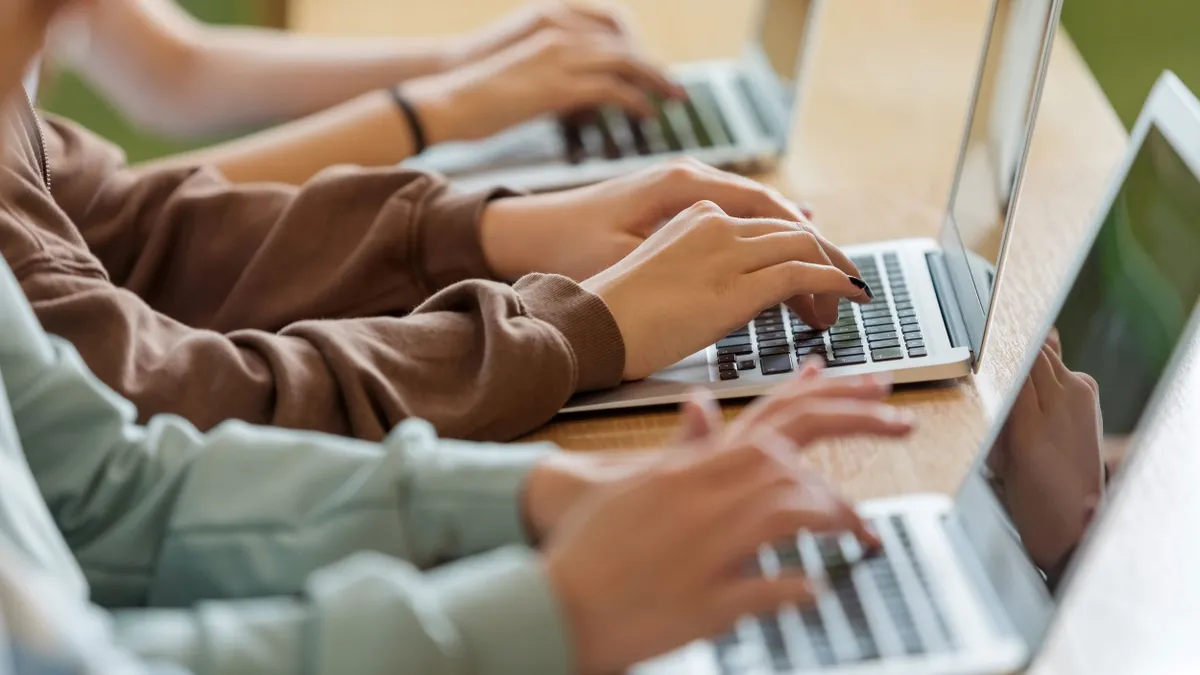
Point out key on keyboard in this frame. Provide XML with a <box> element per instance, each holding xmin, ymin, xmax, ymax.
<box><xmin>710</xmin><ymin>517</ymin><xmax>958</xmax><ymax>670</ymax></box>
<box><xmin>559</xmin><ymin>80</ymin><xmax>736</xmax><ymax>164</ymax></box>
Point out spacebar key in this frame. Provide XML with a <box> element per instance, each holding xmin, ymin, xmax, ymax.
<box><xmin>760</xmin><ymin>353</ymin><xmax>794</xmax><ymax>376</ymax></box>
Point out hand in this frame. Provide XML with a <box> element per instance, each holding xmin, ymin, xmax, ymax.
<box><xmin>542</xmin><ymin>427</ymin><xmax>897</xmax><ymax>674</ymax></box>
<box><xmin>584</xmin><ymin>200</ymin><xmax>867</xmax><ymax>380</ymax></box>
<box><xmin>450</xmin><ymin>1</ymin><xmax>639</xmax><ymax>66</ymax></box>
<box><xmin>522</xmin><ymin>362</ymin><xmax>912</xmax><ymax>542</ymax></box>
<box><xmin>481</xmin><ymin>159</ymin><xmax>832</xmax><ymax>282</ymax></box>
<box><xmin>408</xmin><ymin>26</ymin><xmax>682</xmax><ymax>145</ymax></box>
<box><xmin>988</xmin><ymin>343</ymin><xmax>1105</xmax><ymax>571</ymax></box>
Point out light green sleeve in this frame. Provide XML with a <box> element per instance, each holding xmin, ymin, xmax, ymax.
<box><xmin>0</xmin><ymin>261</ymin><xmax>573</xmax><ymax>675</ymax></box>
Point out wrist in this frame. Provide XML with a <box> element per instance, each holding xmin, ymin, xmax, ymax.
<box><xmin>480</xmin><ymin>197</ymin><xmax>539</xmax><ymax>281</ymax></box>
<box><xmin>404</xmin><ymin>75</ymin><xmax>468</xmax><ymax>146</ymax></box>
<box><xmin>524</xmin><ymin>454</ymin><xmax>591</xmax><ymax>542</ymax></box>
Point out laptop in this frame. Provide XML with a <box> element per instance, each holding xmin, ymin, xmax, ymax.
<box><xmin>564</xmin><ymin>0</ymin><xmax>1061</xmax><ymax>413</ymax></box>
<box><xmin>404</xmin><ymin>0</ymin><xmax>825</xmax><ymax>192</ymax></box>
<box><xmin>634</xmin><ymin>69</ymin><xmax>1200</xmax><ymax>675</ymax></box>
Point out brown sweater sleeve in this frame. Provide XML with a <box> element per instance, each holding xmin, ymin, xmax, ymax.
<box><xmin>42</xmin><ymin>115</ymin><xmax>504</xmax><ymax>331</ymax></box>
<box><xmin>0</xmin><ymin>109</ymin><xmax>625</xmax><ymax>442</ymax></box>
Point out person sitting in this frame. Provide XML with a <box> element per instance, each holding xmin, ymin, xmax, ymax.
<box><xmin>46</xmin><ymin>0</ymin><xmax>685</xmax><ymax>184</ymax></box>
<box><xmin>7</xmin><ymin>2</ymin><xmax>870</xmax><ymax>444</ymax></box>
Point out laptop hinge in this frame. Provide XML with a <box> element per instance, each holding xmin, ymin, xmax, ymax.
<box><xmin>925</xmin><ymin>252</ymin><xmax>971</xmax><ymax>353</ymax></box>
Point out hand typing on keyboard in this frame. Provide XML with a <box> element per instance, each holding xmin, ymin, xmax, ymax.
<box><xmin>534</xmin><ymin>363</ymin><xmax>913</xmax><ymax>674</ymax></box>
<box><xmin>481</xmin><ymin>158</ymin><xmax>837</xmax><ymax>281</ymax></box>
<box><xmin>506</xmin><ymin>165</ymin><xmax>864</xmax><ymax>381</ymax></box>
<box><xmin>406</xmin><ymin>21</ymin><xmax>684</xmax><ymax>146</ymax></box>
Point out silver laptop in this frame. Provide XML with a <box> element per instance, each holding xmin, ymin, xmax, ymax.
<box><xmin>635</xmin><ymin>70</ymin><xmax>1200</xmax><ymax>675</ymax></box>
<box><xmin>405</xmin><ymin>0</ymin><xmax>824</xmax><ymax>192</ymax></box>
<box><xmin>564</xmin><ymin>0</ymin><xmax>1060</xmax><ymax>413</ymax></box>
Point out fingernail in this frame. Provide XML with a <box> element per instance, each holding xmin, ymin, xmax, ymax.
<box><xmin>799</xmin><ymin>207</ymin><xmax>814</xmax><ymax>220</ymax></box>
<box><xmin>848</xmin><ymin>276</ymin><xmax>874</xmax><ymax>301</ymax></box>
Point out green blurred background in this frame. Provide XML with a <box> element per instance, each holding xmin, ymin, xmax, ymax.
<box><xmin>39</xmin><ymin>0</ymin><xmax>1200</xmax><ymax>162</ymax></box>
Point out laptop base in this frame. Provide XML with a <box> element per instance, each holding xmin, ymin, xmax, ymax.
<box><xmin>562</xmin><ymin>239</ymin><xmax>972</xmax><ymax>414</ymax></box>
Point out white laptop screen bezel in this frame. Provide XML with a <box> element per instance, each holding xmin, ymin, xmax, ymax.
<box><xmin>937</xmin><ymin>0</ymin><xmax>1062</xmax><ymax>367</ymax></box>
<box><xmin>952</xmin><ymin>71</ymin><xmax>1200</xmax><ymax>651</ymax></box>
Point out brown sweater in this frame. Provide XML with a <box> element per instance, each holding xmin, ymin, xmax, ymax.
<box><xmin>0</xmin><ymin>99</ymin><xmax>624</xmax><ymax>442</ymax></box>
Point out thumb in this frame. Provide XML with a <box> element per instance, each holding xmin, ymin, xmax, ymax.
<box><xmin>674</xmin><ymin>389</ymin><xmax>725</xmax><ymax>443</ymax></box>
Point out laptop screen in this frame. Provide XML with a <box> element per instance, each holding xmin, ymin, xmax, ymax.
<box><xmin>956</xmin><ymin>109</ymin><xmax>1200</xmax><ymax>646</ymax></box>
<box><xmin>744</xmin><ymin>0</ymin><xmax>819</xmax><ymax>134</ymax></box>
<box><xmin>940</xmin><ymin>0</ymin><xmax>1060</xmax><ymax>358</ymax></box>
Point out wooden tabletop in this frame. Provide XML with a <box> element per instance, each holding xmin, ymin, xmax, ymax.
<box><xmin>294</xmin><ymin>0</ymin><xmax>1127</xmax><ymax>499</ymax></box>
<box><xmin>291</xmin><ymin>0</ymin><xmax>1200</xmax><ymax>671</ymax></box>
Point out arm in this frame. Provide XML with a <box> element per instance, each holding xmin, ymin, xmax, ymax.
<box><xmin>0</xmin><ymin>262</ymin><xmax>573</xmax><ymax>674</ymax></box>
<box><xmin>5</xmin><ymin>119</ymin><xmax>623</xmax><ymax>442</ymax></box>
<box><xmin>48</xmin><ymin>0</ymin><xmax>458</xmax><ymax>137</ymax></box>
<box><xmin>136</xmin><ymin>91</ymin><xmax>425</xmax><ymax>185</ymax></box>
<box><xmin>43</xmin><ymin>114</ymin><xmax>501</xmax><ymax>325</ymax></box>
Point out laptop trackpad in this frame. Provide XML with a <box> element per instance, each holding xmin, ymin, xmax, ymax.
<box><xmin>403</xmin><ymin>118</ymin><xmax>568</xmax><ymax>176</ymax></box>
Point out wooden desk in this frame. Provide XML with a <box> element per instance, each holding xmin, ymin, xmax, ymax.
<box><xmin>291</xmin><ymin>0</ymin><xmax>1200</xmax><ymax>672</ymax></box>
<box><xmin>293</xmin><ymin>0</ymin><xmax>1127</xmax><ymax>499</ymax></box>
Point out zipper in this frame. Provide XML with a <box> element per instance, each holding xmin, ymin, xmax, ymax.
<box><xmin>22</xmin><ymin>90</ymin><xmax>51</xmax><ymax>194</ymax></box>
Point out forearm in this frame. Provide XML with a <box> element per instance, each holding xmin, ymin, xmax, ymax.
<box><xmin>8</xmin><ymin>333</ymin><xmax>556</xmax><ymax>606</ymax></box>
<box><xmin>112</xmin><ymin>547</ymin><xmax>571</xmax><ymax>675</ymax></box>
<box><xmin>137</xmin><ymin>91</ymin><xmax>418</xmax><ymax>185</ymax></box>
<box><xmin>55</xmin><ymin>0</ymin><xmax>461</xmax><ymax>137</ymax></box>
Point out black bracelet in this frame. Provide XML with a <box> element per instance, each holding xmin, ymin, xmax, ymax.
<box><xmin>389</xmin><ymin>86</ymin><xmax>427</xmax><ymax>155</ymax></box>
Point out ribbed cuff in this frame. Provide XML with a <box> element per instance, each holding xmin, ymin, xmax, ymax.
<box><xmin>429</xmin><ymin>547</ymin><xmax>573</xmax><ymax>675</ymax></box>
<box><xmin>420</xmin><ymin>186</ymin><xmax>522</xmax><ymax>289</ymax></box>
<box><xmin>514</xmin><ymin>273</ymin><xmax>625</xmax><ymax>393</ymax></box>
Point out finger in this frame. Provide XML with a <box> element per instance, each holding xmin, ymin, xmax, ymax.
<box><xmin>573</xmin><ymin>5</ymin><xmax>631</xmax><ymax>35</ymax></box>
<box><xmin>1027</xmin><ymin>350</ymin><xmax>1055</xmax><ymax>414</ymax></box>
<box><xmin>798</xmin><ymin>237</ymin><xmax>841</xmax><ymax>327</ymax></box>
<box><xmin>574</xmin><ymin>74</ymin><xmax>655</xmax><ymax>116</ymax></box>
<box><xmin>786</xmin><ymin>294</ymin><xmax>823</xmax><ymax>329</ymax></box>
<box><xmin>1076</xmin><ymin>371</ymin><xmax>1100</xmax><ymax>398</ymax></box>
<box><xmin>675</xmin><ymin>389</ymin><xmax>725</xmax><ymax>442</ymax></box>
<box><xmin>669</xmin><ymin>163</ymin><xmax>812</xmax><ymax>222</ymax></box>
<box><xmin>700</xmin><ymin>469</ymin><xmax>870</xmax><ymax>571</ymax></box>
<box><xmin>1046</xmin><ymin>326</ymin><xmax>1062</xmax><ymax>356</ymax></box>
<box><xmin>798</xmin><ymin>358</ymin><xmax>825</xmax><ymax>379</ymax></box>
<box><xmin>731</xmin><ymin>217</ymin><xmax>808</xmax><ymax>239</ymax></box>
<box><xmin>578</xmin><ymin>38</ymin><xmax>682</xmax><ymax>98</ymax></box>
<box><xmin>1011</xmin><ymin>370</ymin><xmax>1041</xmax><ymax>422</ymax></box>
<box><xmin>736</xmin><ymin>371</ymin><xmax>894</xmax><ymax>433</ymax></box>
<box><xmin>688</xmin><ymin>163</ymin><xmax>860</xmax><ymax>280</ymax></box>
<box><xmin>737</xmin><ymin>229</ymin><xmax>859</xmax><ymax>328</ymax></box>
<box><xmin>1036</xmin><ymin>344</ymin><xmax>1064</xmax><ymax>391</ymax></box>
<box><xmin>741</xmin><ymin>261</ymin><xmax>868</xmax><ymax>315</ymax></box>
<box><xmin>768</xmin><ymin>399</ymin><xmax>915</xmax><ymax>448</ymax></box>
<box><xmin>707</xmin><ymin>576</ymin><xmax>815</xmax><ymax>630</ymax></box>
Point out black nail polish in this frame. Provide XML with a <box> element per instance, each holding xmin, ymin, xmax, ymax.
<box><xmin>848</xmin><ymin>276</ymin><xmax>874</xmax><ymax>300</ymax></box>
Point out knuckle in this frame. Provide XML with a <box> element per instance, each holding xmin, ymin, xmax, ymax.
<box><xmin>662</xmin><ymin>157</ymin><xmax>701</xmax><ymax>183</ymax></box>
<box><xmin>540</xmin><ymin>28</ymin><xmax>572</xmax><ymax>49</ymax></box>
<box><xmin>783</xmin><ymin>260</ymin><xmax>810</xmax><ymax>284</ymax></box>
<box><xmin>793</xmin><ymin>229</ymin><xmax>819</xmax><ymax>248</ymax></box>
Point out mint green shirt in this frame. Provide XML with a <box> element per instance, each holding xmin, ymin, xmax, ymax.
<box><xmin>0</xmin><ymin>254</ymin><xmax>572</xmax><ymax>675</ymax></box>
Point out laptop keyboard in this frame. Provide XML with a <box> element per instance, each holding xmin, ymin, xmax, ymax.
<box><xmin>714</xmin><ymin>253</ymin><xmax>927</xmax><ymax>380</ymax></box>
<box><xmin>560</xmin><ymin>80</ymin><xmax>737</xmax><ymax>163</ymax></box>
<box><xmin>713</xmin><ymin>516</ymin><xmax>956</xmax><ymax>673</ymax></box>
